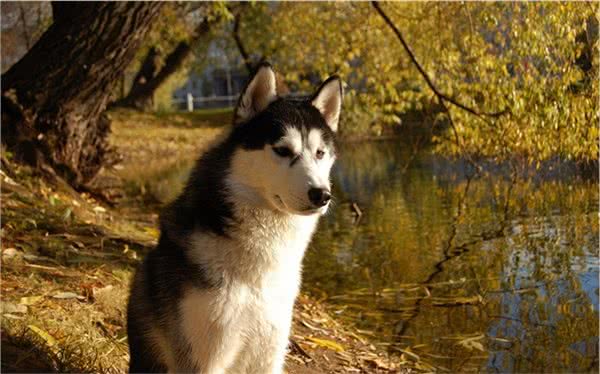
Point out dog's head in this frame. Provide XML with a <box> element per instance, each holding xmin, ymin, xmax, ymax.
<box><xmin>227</xmin><ymin>63</ymin><xmax>342</xmax><ymax>216</ymax></box>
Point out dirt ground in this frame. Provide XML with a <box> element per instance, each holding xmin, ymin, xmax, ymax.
<box><xmin>1</xmin><ymin>109</ymin><xmax>419</xmax><ymax>373</ymax></box>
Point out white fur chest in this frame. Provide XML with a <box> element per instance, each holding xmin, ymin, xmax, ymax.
<box><xmin>188</xmin><ymin>206</ymin><xmax>318</xmax><ymax>286</ymax></box>
<box><xmin>179</xmin><ymin>207</ymin><xmax>319</xmax><ymax>373</ymax></box>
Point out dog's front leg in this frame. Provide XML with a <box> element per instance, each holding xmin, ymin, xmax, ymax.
<box><xmin>173</xmin><ymin>319</ymin><xmax>242</xmax><ymax>374</ymax></box>
<box><xmin>244</xmin><ymin>322</ymin><xmax>291</xmax><ymax>374</ymax></box>
<box><xmin>178</xmin><ymin>291</ymin><xmax>243</xmax><ymax>373</ymax></box>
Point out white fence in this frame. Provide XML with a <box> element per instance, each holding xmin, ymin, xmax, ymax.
<box><xmin>170</xmin><ymin>94</ymin><xmax>237</xmax><ymax>111</ymax></box>
<box><xmin>173</xmin><ymin>92</ymin><xmax>308</xmax><ymax>112</ymax></box>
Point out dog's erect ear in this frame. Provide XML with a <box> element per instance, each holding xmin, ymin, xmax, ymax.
<box><xmin>311</xmin><ymin>76</ymin><xmax>343</xmax><ymax>132</ymax></box>
<box><xmin>234</xmin><ymin>63</ymin><xmax>277</xmax><ymax>125</ymax></box>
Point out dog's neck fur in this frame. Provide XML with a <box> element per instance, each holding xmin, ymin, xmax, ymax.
<box><xmin>187</xmin><ymin>184</ymin><xmax>319</xmax><ymax>288</ymax></box>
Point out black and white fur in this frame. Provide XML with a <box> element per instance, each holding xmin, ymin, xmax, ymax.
<box><xmin>127</xmin><ymin>63</ymin><xmax>343</xmax><ymax>373</ymax></box>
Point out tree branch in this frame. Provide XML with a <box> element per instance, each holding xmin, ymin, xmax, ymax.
<box><xmin>371</xmin><ymin>1</ymin><xmax>507</xmax><ymax>120</ymax></box>
<box><xmin>232</xmin><ymin>9</ymin><xmax>253</xmax><ymax>74</ymax></box>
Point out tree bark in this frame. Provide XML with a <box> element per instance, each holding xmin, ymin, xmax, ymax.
<box><xmin>115</xmin><ymin>17</ymin><xmax>214</xmax><ymax>111</ymax></box>
<box><xmin>1</xmin><ymin>1</ymin><xmax>163</xmax><ymax>186</ymax></box>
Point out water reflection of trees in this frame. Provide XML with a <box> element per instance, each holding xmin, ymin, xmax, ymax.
<box><xmin>304</xmin><ymin>140</ymin><xmax>599</xmax><ymax>372</ymax></box>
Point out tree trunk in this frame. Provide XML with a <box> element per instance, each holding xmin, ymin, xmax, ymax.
<box><xmin>115</xmin><ymin>17</ymin><xmax>213</xmax><ymax>111</ymax></box>
<box><xmin>119</xmin><ymin>46</ymin><xmax>161</xmax><ymax>109</ymax></box>
<box><xmin>1</xmin><ymin>1</ymin><xmax>163</xmax><ymax>186</ymax></box>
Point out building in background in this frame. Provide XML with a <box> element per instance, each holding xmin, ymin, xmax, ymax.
<box><xmin>172</xmin><ymin>40</ymin><xmax>248</xmax><ymax>110</ymax></box>
<box><xmin>172</xmin><ymin>66</ymin><xmax>247</xmax><ymax>110</ymax></box>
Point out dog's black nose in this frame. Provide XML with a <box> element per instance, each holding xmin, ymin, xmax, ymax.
<box><xmin>308</xmin><ymin>188</ymin><xmax>331</xmax><ymax>207</ymax></box>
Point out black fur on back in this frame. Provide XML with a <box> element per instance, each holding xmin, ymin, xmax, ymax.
<box><xmin>128</xmin><ymin>234</ymin><xmax>213</xmax><ymax>372</ymax></box>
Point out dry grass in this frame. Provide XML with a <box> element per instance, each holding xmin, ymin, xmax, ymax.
<box><xmin>2</xmin><ymin>163</ymin><xmax>150</xmax><ymax>372</ymax></box>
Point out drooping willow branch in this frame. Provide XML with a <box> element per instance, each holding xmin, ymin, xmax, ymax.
<box><xmin>371</xmin><ymin>1</ymin><xmax>507</xmax><ymax>121</ymax></box>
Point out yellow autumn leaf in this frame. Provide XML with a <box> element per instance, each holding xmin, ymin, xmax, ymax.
<box><xmin>306</xmin><ymin>337</ymin><xmax>345</xmax><ymax>352</ymax></box>
<box><xmin>28</xmin><ymin>324</ymin><xmax>58</xmax><ymax>352</ymax></box>
<box><xmin>20</xmin><ymin>296</ymin><xmax>44</xmax><ymax>306</ymax></box>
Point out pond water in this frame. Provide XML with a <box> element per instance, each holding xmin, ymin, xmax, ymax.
<box><xmin>125</xmin><ymin>139</ymin><xmax>599</xmax><ymax>372</ymax></box>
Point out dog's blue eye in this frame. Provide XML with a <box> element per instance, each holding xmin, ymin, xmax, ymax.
<box><xmin>316</xmin><ymin>150</ymin><xmax>325</xmax><ymax>159</ymax></box>
<box><xmin>273</xmin><ymin>146</ymin><xmax>293</xmax><ymax>158</ymax></box>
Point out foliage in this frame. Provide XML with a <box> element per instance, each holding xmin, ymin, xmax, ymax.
<box><xmin>235</xmin><ymin>2</ymin><xmax>598</xmax><ymax>163</ymax></box>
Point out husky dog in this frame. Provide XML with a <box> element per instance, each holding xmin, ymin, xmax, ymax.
<box><xmin>127</xmin><ymin>63</ymin><xmax>342</xmax><ymax>373</ymax></box>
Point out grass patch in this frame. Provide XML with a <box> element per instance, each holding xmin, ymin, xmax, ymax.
<box><xmin>109</xmin><ymin>107</ymin><xmax>233</xmax><ymax>130</ymax></box>
<box><xmin>154</xmin><ymin>107</ymin><xmax>234</xmax><ymax>127</ymax></box>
